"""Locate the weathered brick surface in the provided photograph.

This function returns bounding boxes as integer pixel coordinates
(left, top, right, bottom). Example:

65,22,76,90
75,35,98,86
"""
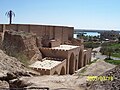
2,30,42,61
0,24,74,47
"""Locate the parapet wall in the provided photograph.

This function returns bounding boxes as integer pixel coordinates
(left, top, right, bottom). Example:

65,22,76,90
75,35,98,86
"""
51,59,66,75
40,48,68,59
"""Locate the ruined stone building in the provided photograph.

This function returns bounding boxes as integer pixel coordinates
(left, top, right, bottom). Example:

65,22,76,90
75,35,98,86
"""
0,24,91,75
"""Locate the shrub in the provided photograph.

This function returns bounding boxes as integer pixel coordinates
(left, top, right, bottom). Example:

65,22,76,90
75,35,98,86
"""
84,42,100,49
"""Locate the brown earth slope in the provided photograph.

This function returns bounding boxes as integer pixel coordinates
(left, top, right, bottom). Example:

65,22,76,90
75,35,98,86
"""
87,65,120,90
0,49,40,88
0,49,27,88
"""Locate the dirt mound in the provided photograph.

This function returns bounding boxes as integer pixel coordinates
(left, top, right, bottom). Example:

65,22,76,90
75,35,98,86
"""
75,60,116,76
0,49,40,88
87,65,120,90
0,49,26,88
11,75,85,90
0,49,26,73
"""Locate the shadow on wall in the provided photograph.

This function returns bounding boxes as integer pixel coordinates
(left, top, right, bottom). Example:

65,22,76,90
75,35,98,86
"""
78,50,83,69
83,54,87,66
60,66,65,75
69,53,74,75
53,71,58,75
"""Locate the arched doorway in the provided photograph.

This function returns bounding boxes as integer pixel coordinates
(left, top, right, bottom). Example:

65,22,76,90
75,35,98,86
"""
48,42,52,48
83,54,86,66
60,66,65,75
78,50,82,69
75,59,78,71
69,53,75,75
53,71,58,75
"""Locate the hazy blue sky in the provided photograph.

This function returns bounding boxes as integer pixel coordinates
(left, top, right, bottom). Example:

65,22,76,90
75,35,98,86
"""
0,0,120,30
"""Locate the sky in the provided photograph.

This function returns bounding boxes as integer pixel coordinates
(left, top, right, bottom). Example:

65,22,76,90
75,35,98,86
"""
0,0,120,30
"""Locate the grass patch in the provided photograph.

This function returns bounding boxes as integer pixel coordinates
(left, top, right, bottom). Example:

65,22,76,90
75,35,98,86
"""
101,42,120,58
104,59,120,65
112,53,120,58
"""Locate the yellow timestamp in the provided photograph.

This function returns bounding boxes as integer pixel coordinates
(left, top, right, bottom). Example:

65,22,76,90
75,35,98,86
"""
87,76,113,81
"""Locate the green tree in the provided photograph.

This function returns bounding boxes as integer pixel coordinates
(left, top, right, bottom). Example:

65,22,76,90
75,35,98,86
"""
106,47,114,59
5,10,15,24
84,42,100,49
100,46,114,59
118,36,120,43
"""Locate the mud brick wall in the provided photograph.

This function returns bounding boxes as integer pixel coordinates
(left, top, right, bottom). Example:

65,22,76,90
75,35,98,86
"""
40,48,68,59
0,24,74,47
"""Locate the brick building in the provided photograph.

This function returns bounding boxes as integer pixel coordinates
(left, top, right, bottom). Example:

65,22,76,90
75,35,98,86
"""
0,24,91,75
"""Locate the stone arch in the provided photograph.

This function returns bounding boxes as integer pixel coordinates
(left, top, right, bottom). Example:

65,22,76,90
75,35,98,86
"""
60,66,65,75
69,53,75,75
78,50,82,69
83,54,87,66
53,71,58,75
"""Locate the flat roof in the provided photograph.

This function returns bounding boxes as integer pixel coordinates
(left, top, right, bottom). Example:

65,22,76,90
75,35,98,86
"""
29,60,62,70
52,45,79,50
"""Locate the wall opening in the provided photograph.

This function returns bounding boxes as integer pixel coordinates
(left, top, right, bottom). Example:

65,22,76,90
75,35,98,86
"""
69,53,74,75
75,59,78,71
83,54,86,66
60,66,65,75
53,71,58,75
48,42,51,48
78,50,82,69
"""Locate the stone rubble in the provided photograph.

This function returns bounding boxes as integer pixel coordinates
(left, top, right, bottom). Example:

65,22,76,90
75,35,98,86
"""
87,65,120,90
